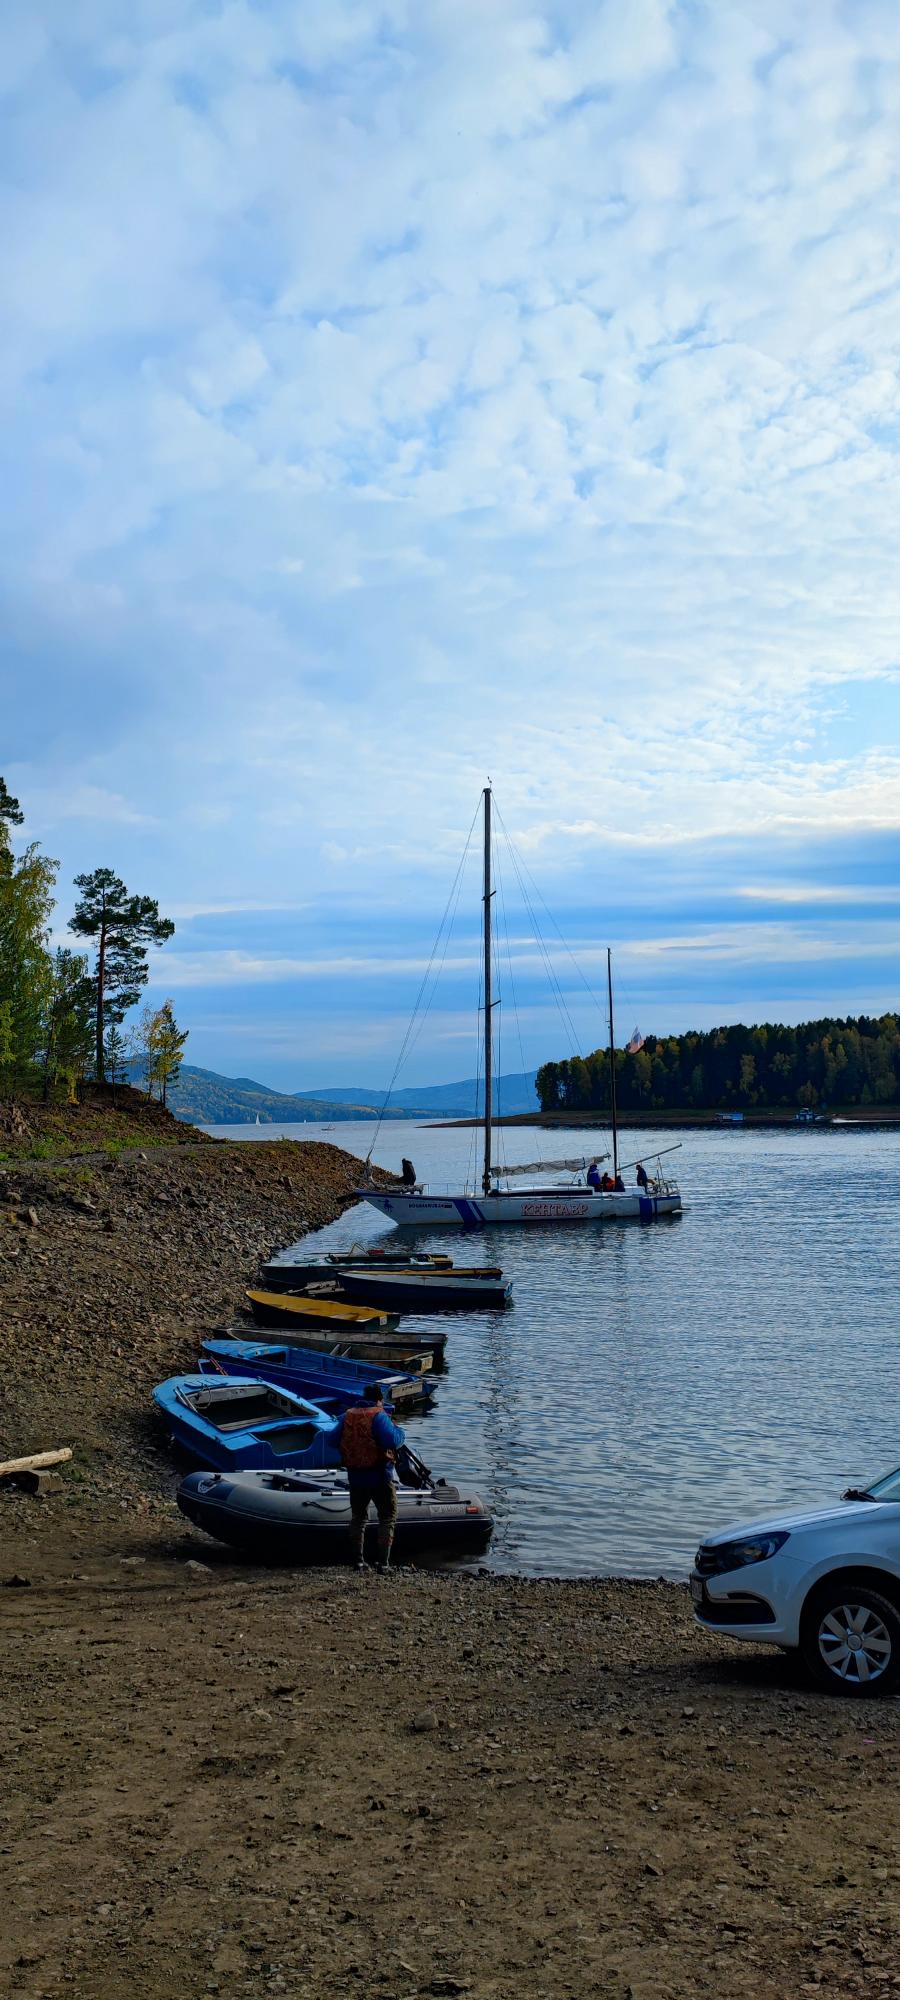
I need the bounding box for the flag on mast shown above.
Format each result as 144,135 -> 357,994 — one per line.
625,1026 -> 644,1054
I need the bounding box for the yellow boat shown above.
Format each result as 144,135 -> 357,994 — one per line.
246,1289 -> 398,1333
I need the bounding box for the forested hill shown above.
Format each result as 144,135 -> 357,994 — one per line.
536,1014 -> 900,1114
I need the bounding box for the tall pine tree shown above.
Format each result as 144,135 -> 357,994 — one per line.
69,870 -> 174,1082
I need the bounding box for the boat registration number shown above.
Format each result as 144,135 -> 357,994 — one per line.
689,1576 -> 705,1605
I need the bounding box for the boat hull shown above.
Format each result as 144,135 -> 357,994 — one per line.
353,1186 -> 682,1227
246,1289 -> 399,1333
201,1337 -> 436,1408
177,1467 -> 493,1563
336,1270 -> 512,1312
216,1318 -> 445,1369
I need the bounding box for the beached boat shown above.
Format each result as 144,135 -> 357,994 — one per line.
201,1336 -> 436,1409
354,787 -> 682,1228
245,1288 -> 398,1333
258,1256 -> 501,1291
177,1464 -> 493,1562
152,1375 -> 341,1473
336,1268 -> 513,1312
216,1317 -> 445,1371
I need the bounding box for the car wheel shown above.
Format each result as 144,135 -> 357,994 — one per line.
801,1584 -> 900,1697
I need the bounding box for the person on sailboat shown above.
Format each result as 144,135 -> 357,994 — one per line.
614,1172 -> 626,1192
601,1170 -> 614,1191
586,1160 -> 602,1191
636,1161 -> 649,1190
332,1386 -> 405,1575
401,1158 -> 417,1187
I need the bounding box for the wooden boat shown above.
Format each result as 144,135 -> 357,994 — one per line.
177,1463 -> 493,1562
246,1288 -> 399,1333
216,1318 -> 444,1373
258,1257 -> 501,1292
201,1336 -> 436,1409
152,1375 -> 340,1473
336,1269 -> 513,1313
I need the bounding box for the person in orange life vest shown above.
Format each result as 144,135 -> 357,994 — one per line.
332,1386 -> 405,1574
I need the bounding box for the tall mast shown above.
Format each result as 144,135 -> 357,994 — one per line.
482,784 -> 493,1196
607,946 -> 619,1182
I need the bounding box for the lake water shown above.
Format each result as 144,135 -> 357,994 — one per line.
202,1117 -> 900,1579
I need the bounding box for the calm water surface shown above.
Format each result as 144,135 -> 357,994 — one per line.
203,1118 -> 900,1579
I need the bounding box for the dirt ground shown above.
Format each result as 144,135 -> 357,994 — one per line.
3,1519 -> 900,2000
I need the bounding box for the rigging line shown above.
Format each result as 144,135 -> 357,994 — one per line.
498,828 -> 583,1058
399,838 -> 473,1074
492,833 -> 526,1174
493,800 -> 609,1020
494,817 -> 584,1056
364,798 -> 481,1164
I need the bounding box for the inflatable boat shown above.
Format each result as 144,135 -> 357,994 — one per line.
177,1463 -> 494,1563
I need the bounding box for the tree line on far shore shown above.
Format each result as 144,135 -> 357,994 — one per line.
0,774 -> 186,1104
536,1014 -> 900,1115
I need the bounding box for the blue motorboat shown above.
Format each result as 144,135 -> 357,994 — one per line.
200,1337 -> 436,1411
152,1374 -> 342,1473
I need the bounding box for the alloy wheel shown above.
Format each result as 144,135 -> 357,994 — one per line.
817,1602 -> 893,1686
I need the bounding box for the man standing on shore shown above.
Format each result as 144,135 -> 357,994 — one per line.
333,1386 -> 405,1575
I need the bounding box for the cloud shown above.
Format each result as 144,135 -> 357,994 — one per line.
4,1 -> 900,1077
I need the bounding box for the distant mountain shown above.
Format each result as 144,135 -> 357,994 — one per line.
124,1063 -> 409,1127
128,1062 -> 540,1125
295,1073 -> 540,1116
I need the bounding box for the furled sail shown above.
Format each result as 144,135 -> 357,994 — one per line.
491,1154 -> 608,1178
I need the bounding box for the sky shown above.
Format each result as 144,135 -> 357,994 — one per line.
3,0 -> 900,1091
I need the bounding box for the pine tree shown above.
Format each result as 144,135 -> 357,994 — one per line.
150,1000 -> 188,1107
69,870 -> 174,1083
40,949 -> 94,1102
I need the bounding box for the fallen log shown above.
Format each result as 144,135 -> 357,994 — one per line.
0,1448 -> 73,1481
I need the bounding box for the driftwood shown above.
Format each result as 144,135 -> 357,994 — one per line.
0,1448 -> 73,1481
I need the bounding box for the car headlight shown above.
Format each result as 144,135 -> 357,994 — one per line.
698,1531 -> 789,1574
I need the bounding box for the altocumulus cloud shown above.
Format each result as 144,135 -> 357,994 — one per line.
4,0 -> 900,1085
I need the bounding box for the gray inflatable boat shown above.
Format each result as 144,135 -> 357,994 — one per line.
177,1464 -> 494,1562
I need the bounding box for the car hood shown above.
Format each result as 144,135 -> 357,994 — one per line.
699,1498 -> 899,1547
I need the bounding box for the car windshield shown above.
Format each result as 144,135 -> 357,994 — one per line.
860,1465 -> 900,1501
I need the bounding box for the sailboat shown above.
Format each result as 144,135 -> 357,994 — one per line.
355,787 -> 682,1228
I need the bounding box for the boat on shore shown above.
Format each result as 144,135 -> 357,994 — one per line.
201,1336 -> 436,1409
258,1256 -> 502,1291
152,1375 -> 340,1473
177,1463 -> 493,1562
216,1316 -> 445,1371
336,1268 -> 513,1312
353,787 -> 682,1229
245,1288 -> 399,1333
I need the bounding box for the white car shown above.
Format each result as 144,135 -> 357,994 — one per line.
691,1462 -> 900,1697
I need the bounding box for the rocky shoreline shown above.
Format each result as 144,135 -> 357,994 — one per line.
0,1135 -> 397,1523
3,1133 -> 900,2000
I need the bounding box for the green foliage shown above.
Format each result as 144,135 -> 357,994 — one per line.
39,948 -> 94,1102
151,999 -> 188,1107
536,1015 -> 900,1113
0,832 -> 58,1095
69,867 -> 175,1081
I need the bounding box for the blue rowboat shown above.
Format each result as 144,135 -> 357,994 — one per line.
200,1336 -> 436,1411
152,1374 -> 341,1473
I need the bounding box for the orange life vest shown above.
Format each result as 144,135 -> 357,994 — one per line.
340,1405 -> 387,1471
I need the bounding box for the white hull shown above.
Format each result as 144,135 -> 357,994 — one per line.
354,1185 -> 681,1227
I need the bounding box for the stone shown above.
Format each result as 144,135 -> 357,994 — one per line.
410,1709 -> 439,1733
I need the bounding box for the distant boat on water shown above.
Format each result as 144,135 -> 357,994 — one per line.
355,786 -> 682,1228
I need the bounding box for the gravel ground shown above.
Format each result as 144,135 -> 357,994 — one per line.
3,1136 -> 900,1999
